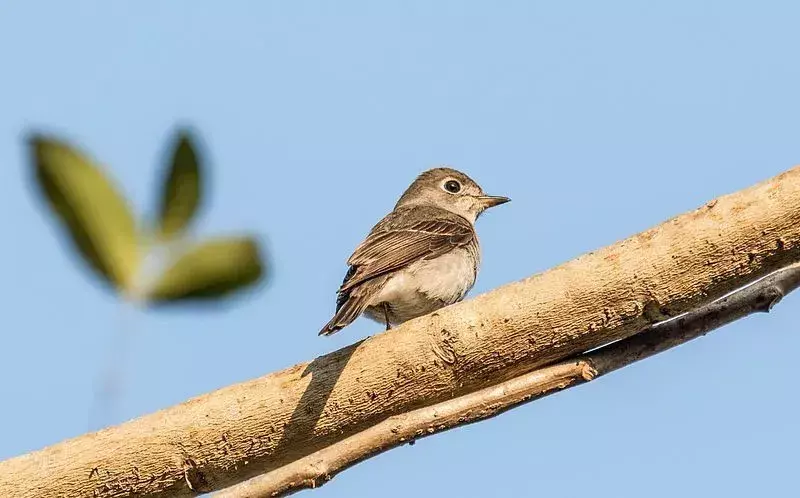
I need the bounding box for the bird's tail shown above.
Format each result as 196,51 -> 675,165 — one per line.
319,291 -> 369,336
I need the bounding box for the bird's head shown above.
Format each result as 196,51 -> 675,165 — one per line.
395,167 -> 510,222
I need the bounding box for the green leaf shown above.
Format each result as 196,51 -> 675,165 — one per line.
30,135 -> 140,292
147,236 -> 265,304
156,129 -> 204,239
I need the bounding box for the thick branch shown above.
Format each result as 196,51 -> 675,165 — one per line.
2,167 -> 800,498
216,263 -> 800,497
214,362 -> 596,498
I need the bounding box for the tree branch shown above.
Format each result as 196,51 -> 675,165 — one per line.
3,166 -> 800,498
215,263 -> 800,497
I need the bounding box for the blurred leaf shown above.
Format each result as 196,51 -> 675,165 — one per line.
30,135 -> 140,291
147,236 -> 264,304
156,130 -> 203,239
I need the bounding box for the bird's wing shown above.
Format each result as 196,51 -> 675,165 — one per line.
339,207 -> 475,294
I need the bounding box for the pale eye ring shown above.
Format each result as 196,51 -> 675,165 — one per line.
443,179 -> 461,193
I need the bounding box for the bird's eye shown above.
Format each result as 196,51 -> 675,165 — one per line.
443,180 -> 462,193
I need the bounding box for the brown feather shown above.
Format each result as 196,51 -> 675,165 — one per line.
320,276 -> 388,335
339,205 -> 475,294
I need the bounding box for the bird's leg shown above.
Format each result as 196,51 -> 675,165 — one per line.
383,303 -> 392,331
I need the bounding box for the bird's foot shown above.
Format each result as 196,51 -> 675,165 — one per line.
383,303 -> 392,331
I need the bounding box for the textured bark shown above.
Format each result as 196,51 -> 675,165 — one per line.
213,263 -> 800,497
2,166 -> 800,498
214,360 -> 598,498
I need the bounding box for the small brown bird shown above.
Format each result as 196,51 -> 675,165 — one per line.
320,167 -> 509,336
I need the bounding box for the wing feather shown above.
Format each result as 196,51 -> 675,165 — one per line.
339,207 -> 474,293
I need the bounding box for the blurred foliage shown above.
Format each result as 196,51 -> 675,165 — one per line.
28,129 -> 266,305
30,136 -> 140,291
148,237 -> 264,304
156,130 -> 203,240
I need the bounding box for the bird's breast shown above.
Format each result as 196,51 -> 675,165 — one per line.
367,246 -> 479,324
411,248 -> 478,303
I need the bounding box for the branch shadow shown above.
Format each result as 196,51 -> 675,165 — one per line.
270,338 -> 365,462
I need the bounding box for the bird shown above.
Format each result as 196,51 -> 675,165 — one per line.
319,167 -> 509,336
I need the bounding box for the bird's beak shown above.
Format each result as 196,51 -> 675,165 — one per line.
477,195 -> 511,209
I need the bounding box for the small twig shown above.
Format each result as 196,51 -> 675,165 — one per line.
215,263 -> 800,498
588,261 -> 800,373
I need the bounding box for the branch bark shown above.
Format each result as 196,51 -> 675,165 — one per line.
215,263 -> 800,497
3,166 -> 800,498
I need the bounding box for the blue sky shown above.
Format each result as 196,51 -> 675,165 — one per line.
2,1 -> 800,496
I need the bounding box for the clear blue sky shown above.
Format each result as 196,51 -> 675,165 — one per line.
2,1 -> 800,496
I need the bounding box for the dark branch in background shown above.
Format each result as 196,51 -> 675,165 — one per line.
215,263 -> 800,498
